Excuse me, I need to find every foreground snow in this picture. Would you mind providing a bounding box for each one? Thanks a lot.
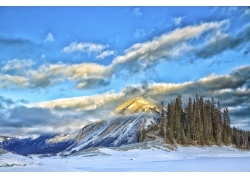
[1,144,250,172]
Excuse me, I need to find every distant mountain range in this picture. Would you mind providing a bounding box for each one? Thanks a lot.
[0,95,161,156]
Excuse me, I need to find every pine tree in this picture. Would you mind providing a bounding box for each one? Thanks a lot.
[193,94,203,145]
[167,103,174,141]
[143,94,250,149]
[173,96,184,142]
[187,97,195,141]
[160,102,167,138]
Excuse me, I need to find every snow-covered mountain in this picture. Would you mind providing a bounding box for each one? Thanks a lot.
[0,95,161,155]
[62,95,161,155]
[113,94,161,115]
[0,134,76,155]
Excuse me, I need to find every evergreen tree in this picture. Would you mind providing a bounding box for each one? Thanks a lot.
[174,95,185,142]
[167,103,174,141]
[187,97,195,141]
[160,102,167,138]
[140,94,250,149]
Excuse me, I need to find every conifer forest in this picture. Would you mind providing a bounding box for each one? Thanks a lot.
[138,94,250,150]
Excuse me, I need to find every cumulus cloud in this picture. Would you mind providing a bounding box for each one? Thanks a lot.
[44,32,54,42]
[131,7,142,17]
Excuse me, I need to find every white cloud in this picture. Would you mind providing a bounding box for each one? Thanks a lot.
[37,92,124,111]
[134,29,146,38]
[0,60,107,89]
[131,7,142,17]
[1,64,249,136]
[172,16,185,26]
[96,50,115,59]
[35,63,250,115]
[0,20,231,90]
[109,20,228,75]
[45,32,54,42]
[1,59,35,71]
[63,42,106,54]
[62,42,114,60]
[0,74,29,88]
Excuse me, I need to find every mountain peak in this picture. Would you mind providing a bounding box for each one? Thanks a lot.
[113,95,160,115]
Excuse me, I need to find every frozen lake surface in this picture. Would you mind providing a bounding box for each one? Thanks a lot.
[1,144,250,172]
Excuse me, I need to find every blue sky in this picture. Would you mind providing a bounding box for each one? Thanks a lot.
[0,6,250,136]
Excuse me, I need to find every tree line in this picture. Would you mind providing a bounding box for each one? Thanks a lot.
[137,94,250,150]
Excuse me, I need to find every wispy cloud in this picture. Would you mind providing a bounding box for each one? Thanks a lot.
[242,8,250,16]
[193,23,250,59]
[172,16,185,26]
[0,104,90,136]
[1,59,35,72]
[44,32,54,42]
[109,20,229,75]
[35,64,250,130]
[2,20,250,91]
[228,7,238,12]
[0,21,232,89]
[0,36,42,59]
[1,64,250,136]
[96,50,115,59]
[37,65,250,111]
[131,7,142,17]
[134,29,146,38]
[62,42,114,60]
[41,54,46,59]
[63,42,106,54]
[0,74,29,89]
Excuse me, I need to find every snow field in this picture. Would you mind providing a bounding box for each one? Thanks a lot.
[1,145,250,172]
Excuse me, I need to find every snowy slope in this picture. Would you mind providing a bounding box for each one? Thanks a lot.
[0,95,161,155]
[62,112,158,155]
[113,94,161,115]
[61,95,161,155]
[1,142,250,172]
[0,133,76,155]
